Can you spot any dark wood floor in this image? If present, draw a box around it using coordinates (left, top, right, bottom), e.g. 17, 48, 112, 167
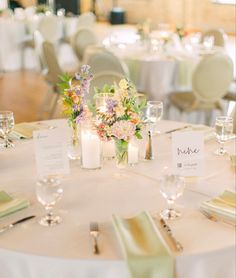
0, 70, 51, 123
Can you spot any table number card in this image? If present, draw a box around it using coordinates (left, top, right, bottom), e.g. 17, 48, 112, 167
33, 128, 70, 177
172, 131, 205, 176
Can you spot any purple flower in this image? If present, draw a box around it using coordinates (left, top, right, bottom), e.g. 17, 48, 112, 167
76, 112, 84, 124
73, 104, 78, 111
75, 88, 82, 96
106, 99, 118, 113
81, 65, 91, 74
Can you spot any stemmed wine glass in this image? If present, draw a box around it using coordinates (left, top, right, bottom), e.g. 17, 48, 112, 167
159, 168, 185, 220
0, 111, 15, 148
214, 116, 233, 156
146, 101, 163, 134
36, 176, 63, 227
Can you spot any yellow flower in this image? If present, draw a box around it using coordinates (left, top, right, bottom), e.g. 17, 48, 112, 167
119, 79, 129, 90
115, 105, 125, 117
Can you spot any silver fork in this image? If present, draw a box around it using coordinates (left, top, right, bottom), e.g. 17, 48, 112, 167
89, 222, 100, 254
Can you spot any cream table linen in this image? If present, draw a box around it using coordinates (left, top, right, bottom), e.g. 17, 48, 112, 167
0, 119, 235, 278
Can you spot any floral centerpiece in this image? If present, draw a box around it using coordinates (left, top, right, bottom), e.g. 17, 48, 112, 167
95, 79, 146, 168
60, 65, 93, 159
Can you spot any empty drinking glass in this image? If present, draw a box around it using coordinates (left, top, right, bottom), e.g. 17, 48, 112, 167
146, 101, 163, 134
36, 176, 63, 227
214, 116, 233, 156
0, 111, 15, 148
159, 169, 185, 220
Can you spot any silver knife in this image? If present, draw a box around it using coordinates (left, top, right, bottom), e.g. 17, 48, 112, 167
165, 125, 191, 134
160, 218, 183, 252
0, 215, 35, 233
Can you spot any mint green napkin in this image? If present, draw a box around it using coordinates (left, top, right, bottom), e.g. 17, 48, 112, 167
112, 211, 174, 278
0, 191, 30, 218
201, 190, 236, 221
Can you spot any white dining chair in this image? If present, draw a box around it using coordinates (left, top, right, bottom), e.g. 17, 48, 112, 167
86, 47, 130, 78
70, 27, 97, 62
167, 53, 234, 125
37, 15, 63, 44
76, 12, 96, 29
33, 30, 47, 72
87, 71, 124, 104
39, 41, 64, 119
201, 29, 228, 47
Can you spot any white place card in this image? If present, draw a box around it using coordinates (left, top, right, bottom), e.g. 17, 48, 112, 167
33, 128, 70, 177
172, 131, 205, 176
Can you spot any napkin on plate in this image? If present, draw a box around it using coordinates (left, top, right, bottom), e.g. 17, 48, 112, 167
200, 190, 236, 221
112, 211, 174, 278
0, 190, 30, 218
11, 122, 50, 139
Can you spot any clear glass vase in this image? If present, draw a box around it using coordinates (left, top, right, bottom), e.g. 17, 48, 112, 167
67, 122, 80, 160
114, 139, 128, 169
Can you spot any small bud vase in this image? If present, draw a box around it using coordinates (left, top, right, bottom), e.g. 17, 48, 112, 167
114, 139, 128, 169
67, 121, 80, 160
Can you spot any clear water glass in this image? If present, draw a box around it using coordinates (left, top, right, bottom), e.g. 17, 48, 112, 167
36, 176, 63, 227
160, 172, 185, 220
214, 116, 233, 156
146, 101, 163, 133
0, 111, 15, 148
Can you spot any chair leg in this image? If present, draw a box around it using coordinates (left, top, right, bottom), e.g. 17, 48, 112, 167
38, 87, 54, 120
204, 110, 213, 126
48, 94, 60, 119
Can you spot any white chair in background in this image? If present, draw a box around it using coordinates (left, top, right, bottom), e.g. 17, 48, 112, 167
226, 101, 236, 134
37, 15, 63, 44
33, 30, 47, 72
39, 41, 64, 119
201, 29, 228, 47
167, 53, 234, 125
76, 12, 96, 29
70, 28, 97, 62
86, 47, 130, 78
88, 71, 124, 103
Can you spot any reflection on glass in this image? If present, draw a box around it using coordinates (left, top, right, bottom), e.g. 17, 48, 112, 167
146, 101, 163, 134
36, 176, 63, 227
214, 116, 233, 156
160, 168, 185, 220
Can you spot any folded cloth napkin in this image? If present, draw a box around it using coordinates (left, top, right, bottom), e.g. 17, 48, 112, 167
200, 190, 236, 221
12, 122, 50, 139
0, 191, 30, 218
112, 211, 174, 278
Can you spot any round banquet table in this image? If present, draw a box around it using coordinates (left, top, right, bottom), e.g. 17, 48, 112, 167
0, 119, 235, 278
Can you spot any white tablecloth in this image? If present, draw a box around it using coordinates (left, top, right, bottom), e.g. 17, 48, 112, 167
0, 119, 235, 278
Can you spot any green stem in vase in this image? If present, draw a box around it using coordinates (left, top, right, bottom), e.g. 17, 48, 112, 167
72, 121, 78, 147
115, 139, 128, 169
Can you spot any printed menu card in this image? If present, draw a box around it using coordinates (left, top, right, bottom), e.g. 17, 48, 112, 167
172, 131, 205, 176
33, 128, 70, 177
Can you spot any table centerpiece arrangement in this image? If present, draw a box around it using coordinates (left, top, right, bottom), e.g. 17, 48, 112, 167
95, 78, 146, 168
60, 65, 93, 160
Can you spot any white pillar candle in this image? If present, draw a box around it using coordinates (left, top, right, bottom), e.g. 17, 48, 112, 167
128, 141, 139, 165
102, 140, 115, 159
98, 105, 107, 113
81, 130, 101, 169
